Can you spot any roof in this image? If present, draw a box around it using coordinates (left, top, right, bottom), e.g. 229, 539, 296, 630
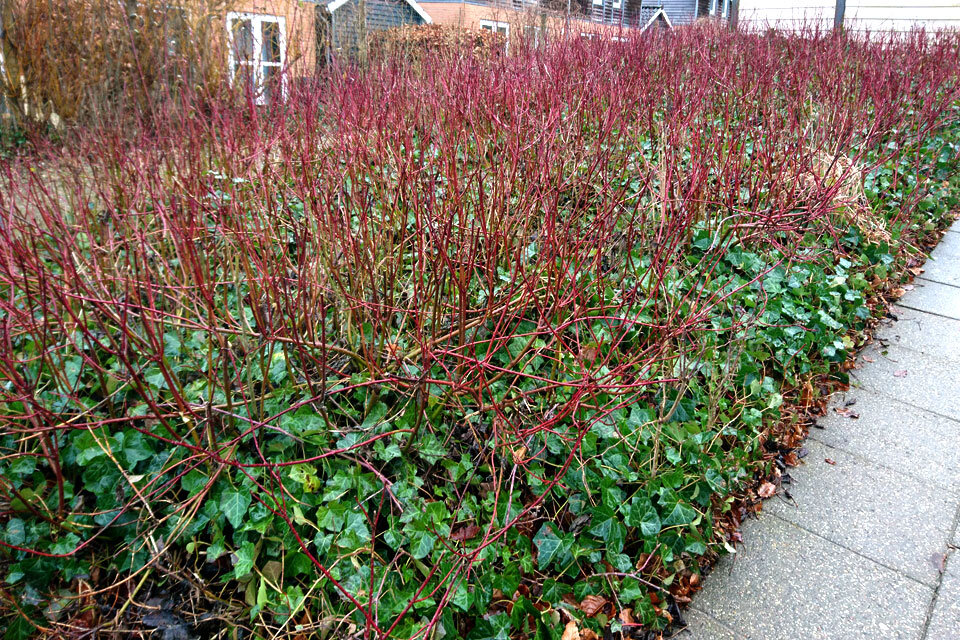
641, 8, 673, 31
323, 0, 434, 24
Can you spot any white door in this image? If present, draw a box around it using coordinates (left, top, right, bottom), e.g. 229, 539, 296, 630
227, 12, 287, 105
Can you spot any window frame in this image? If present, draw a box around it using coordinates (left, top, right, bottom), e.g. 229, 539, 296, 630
479, 20, 510, 52
226, 11, 287, 105
523, 24, 542, 47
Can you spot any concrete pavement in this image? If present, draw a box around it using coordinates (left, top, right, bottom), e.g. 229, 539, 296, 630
678, 220, 960, 640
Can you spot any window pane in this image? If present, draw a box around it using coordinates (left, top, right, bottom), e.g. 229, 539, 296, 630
262, 20, 282, 63
263, 65, 280, 104
481, 24, 493, 31
232, 18, 253, 61
233, 63, 257, 96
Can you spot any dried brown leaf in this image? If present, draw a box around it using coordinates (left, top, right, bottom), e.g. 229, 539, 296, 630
560, 621, 580, 640
757, 481, 776, 498
450, 524, 481, 542
579, 594, 608, 617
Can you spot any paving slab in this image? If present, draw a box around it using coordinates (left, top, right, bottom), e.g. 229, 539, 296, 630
671, 608, 743, 640
766, 440, 956, 586
921, 227, 960, 287
935, 223, 960, 250
924, 551, 960, 640
811, 388, 960, 494
897, 278, 960, 320
692, 516, 933, 640
873, 305, 960, 364
684, 225, 960, 639
852, 343, 960, 422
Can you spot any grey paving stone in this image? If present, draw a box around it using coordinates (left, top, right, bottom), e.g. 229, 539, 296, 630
935, 225, 960, 253
766, 440, 955, 586
852, 343, 960, 422
671, 608, 743, 640
874, 305, 960, 364
925, 551, 960, 640
920, 260, 960, 288
922, 230, 960, 287
897, 279, 960, 321
692, 516, 932, 640
811, 389, 960, 494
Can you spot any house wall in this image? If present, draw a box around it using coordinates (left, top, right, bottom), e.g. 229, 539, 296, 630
737, 0, 960, 32
419, 0, 698, 32
844, 0, 960, 32
330, 0, 365, 54
328, 0, 428, 55
659, 0, 699, 24
367, 0, 427, 30
736, 1, 834, 30
418, 1, 528, 30
417, 1, 621, 34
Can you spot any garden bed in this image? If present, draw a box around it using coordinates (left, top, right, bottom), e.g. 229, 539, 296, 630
1, 24, 959, 640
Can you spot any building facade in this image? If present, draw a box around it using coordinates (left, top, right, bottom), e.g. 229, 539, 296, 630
417, 0, 732, 46
736, 1, 960, 32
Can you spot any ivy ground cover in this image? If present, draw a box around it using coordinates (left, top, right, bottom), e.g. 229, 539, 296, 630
1, 24, 959, 640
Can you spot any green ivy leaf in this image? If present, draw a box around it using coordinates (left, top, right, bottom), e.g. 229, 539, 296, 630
4, 612, 39, 640
4, 519, 26, 546
589, 506, 626, 554
417, 432, 447, 465
122, 430, 154, 466
233, 540, 256, 578
361, 402, 388, 430
662, 501, 697, 527
181, 470, 209, 496
533, 524, 562, 569
409, 529, 436, 560
220, 487, 252, 530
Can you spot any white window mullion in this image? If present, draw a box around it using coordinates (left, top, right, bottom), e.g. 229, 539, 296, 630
253, 16, 263, 104
227, 12, 286, 105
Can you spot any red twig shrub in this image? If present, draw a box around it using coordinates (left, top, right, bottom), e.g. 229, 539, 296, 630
0, 24, 959, 639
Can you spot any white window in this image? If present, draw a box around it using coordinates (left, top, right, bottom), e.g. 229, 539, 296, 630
479, 20, 510, 51
227, 12, 286, 105
523, 25, 542, 47
708, 0, 731, 18
593, 0, 603, 5
480, 20, 509, 38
